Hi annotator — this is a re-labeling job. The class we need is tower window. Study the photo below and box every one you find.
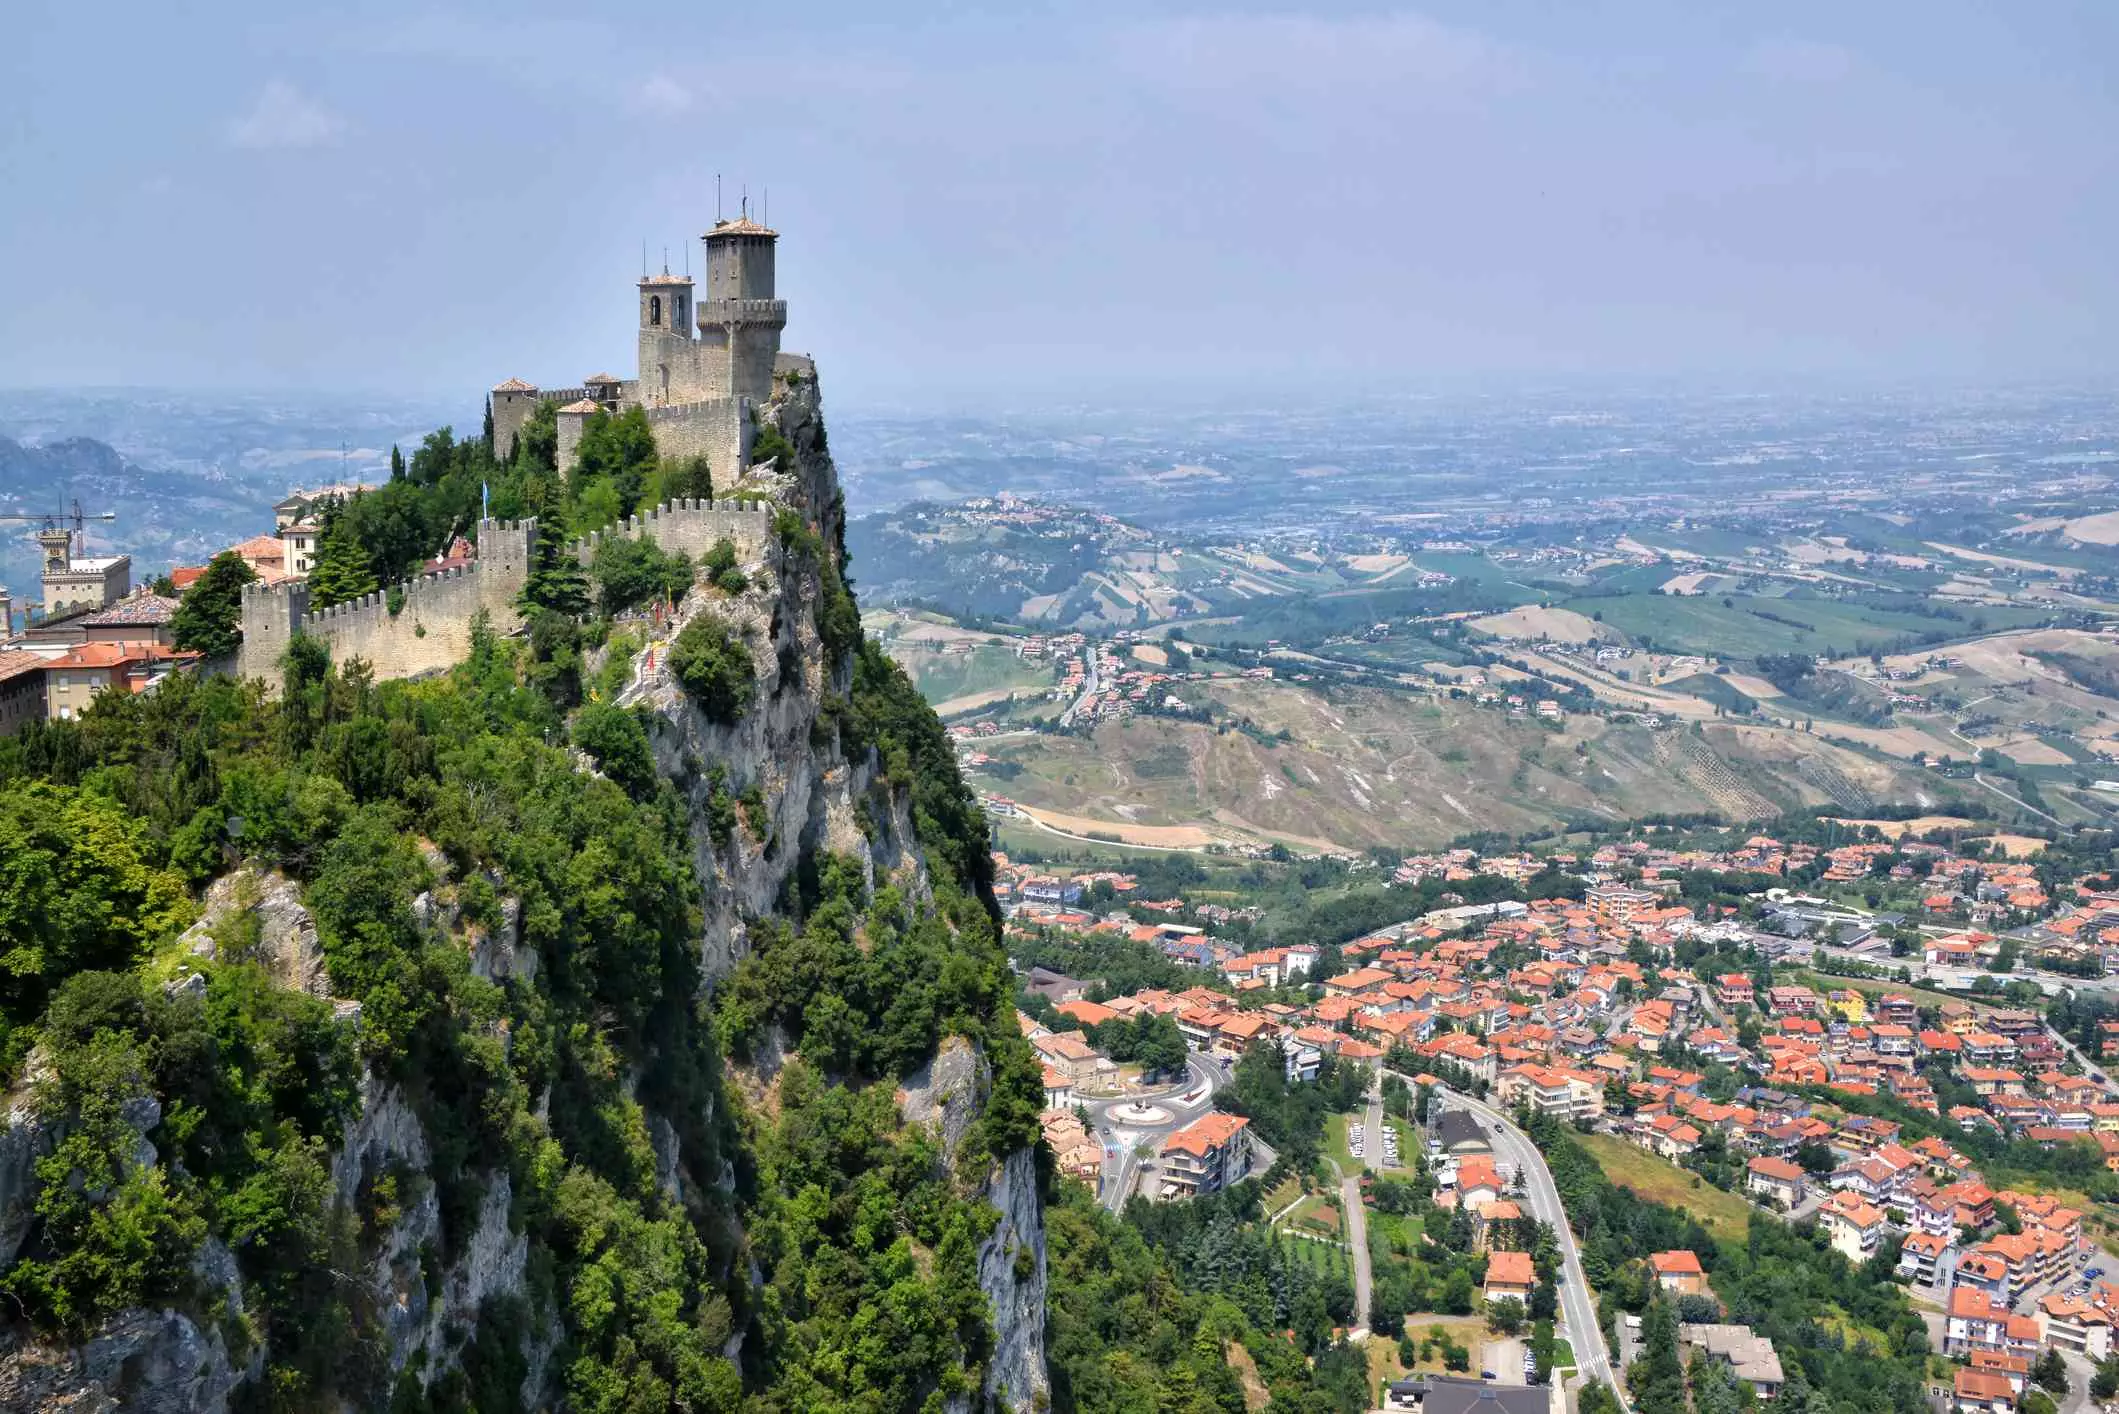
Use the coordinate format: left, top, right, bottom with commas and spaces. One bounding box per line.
650, 295, 662, 326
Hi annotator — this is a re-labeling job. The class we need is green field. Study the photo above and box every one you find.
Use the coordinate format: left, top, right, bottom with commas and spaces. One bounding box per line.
1562, 590, 2048, 659
1574, 1133, 1753, 1240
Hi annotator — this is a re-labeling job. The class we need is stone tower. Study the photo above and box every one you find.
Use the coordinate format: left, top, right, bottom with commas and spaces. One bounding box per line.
637, 271, 696, 408
698, 217, 786, 403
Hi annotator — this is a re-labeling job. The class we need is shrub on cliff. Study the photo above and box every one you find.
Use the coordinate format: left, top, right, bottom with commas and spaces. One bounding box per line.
669, 613, 755, 723
591, 534, 692, 616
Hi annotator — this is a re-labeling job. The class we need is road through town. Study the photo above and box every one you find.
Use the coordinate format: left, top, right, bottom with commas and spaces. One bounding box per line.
1425, 1082, 1632, 1412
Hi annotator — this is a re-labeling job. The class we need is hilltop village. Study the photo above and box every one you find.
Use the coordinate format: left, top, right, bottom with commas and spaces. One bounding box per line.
1004, 823, 2119, 1411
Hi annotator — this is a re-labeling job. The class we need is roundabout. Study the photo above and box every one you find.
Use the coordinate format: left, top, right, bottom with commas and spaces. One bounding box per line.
1107, 1101, 1173, 1126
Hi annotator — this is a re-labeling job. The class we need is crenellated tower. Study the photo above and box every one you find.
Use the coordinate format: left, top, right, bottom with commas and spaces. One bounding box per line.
697, 216, 786, 403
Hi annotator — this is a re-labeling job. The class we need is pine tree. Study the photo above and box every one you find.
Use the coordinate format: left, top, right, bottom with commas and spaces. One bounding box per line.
305, 518, 378, 609
169, 550, 257, 659
517, 510, 589, 619
389, 444, 406, 481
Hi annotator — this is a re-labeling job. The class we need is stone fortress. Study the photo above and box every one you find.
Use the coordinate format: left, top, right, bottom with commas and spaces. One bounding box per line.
234, 212, 813, 684
489, 211, 803, 495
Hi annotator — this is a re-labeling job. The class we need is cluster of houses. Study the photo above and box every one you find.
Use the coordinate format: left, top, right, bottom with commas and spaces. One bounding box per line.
1006, 831, 2119, 1407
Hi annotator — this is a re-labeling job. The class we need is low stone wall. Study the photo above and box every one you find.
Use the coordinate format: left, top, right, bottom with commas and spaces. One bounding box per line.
235, 504, 771, 686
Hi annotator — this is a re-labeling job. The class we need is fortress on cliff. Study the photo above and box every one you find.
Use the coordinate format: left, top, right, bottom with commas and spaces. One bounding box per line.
489, 212, 803, 494
232, 213, 817, 685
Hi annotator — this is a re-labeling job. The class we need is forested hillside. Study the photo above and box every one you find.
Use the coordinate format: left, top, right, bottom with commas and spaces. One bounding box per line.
0, 375, 1069, 1412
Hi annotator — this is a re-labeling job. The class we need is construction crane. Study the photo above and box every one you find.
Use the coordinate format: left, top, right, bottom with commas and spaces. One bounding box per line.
0, 499, 116, 560
0, 499, 116, 533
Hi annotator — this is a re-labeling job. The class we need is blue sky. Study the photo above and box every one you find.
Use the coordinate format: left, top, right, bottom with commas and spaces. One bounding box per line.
3, 1, 2115, 405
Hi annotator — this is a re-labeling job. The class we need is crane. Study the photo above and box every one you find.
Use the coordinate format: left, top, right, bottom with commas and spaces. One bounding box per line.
0, 499, 116, 532
0, 499, 116, 561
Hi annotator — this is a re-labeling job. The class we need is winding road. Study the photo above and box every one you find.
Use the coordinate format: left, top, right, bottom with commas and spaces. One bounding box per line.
1415, 1079, 1633, 1412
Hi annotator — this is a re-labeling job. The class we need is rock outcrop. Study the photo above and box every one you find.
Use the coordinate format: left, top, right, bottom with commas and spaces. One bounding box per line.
0, 367, 1048, 1411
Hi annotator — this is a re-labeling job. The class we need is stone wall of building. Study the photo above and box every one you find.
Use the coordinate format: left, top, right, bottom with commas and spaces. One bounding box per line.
644, 398, 752, 492
235, 505, 769, 686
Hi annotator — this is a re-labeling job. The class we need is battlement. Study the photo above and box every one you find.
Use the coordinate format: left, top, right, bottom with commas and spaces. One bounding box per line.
236, 503, 771, 689
698, 298, 788, 327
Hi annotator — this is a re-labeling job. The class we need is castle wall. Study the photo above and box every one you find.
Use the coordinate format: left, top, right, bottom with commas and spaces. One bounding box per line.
644, 399, 752, 492
573, 500, 772, 569
235, 506, 768, 688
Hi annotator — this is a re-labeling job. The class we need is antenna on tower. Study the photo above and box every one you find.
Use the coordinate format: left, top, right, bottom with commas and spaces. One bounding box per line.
662, 245, 669, 274
741, 184, 748, 221
642, 240, 648, 277
716, 174, 723, 221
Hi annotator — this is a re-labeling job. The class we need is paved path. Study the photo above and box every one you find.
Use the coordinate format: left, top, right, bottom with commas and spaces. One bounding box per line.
1424, 1082, 1632, 1412
1364, 1065, 1391, 1170
1342, 1170, 1372, 1338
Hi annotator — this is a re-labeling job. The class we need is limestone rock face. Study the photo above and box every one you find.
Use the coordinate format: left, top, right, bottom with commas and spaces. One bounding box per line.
176, 868, 329, 997
975, 1147, 1051, 1413
0, 1053, 55, 1269
0, 1309, 247, 1414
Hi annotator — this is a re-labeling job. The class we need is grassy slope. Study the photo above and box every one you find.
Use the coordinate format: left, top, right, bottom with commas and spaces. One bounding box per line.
965, 678, 1948, 851
1574, 1132, 1754, 1241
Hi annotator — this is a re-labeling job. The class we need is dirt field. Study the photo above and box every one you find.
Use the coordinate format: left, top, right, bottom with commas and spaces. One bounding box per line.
1924, 542, 2081, 579
1346, 553, 1409, 574
1826, 815, 1980, 838
932, 686, 1033, 717
1012, 805, 1224, 849
1470, 605, 1606, 643
1974, 833, 2050, 858
1999, 738, 2076, 767
2065, 510, 2119, 546
1130, 643, 1168, 667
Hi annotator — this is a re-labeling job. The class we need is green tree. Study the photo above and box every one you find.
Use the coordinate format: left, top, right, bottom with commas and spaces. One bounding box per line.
305, 513, 379, 609
572, 703, 658, 800
0, 783, 193, 1032
591, 534, 692, 616
518, 507, 590, 619
169, 550, 258, 659
668, 614, 756, 724
571, 406, 659, 523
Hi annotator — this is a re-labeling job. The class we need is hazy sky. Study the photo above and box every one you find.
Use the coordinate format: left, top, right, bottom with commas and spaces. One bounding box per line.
4, 1, 2115, 405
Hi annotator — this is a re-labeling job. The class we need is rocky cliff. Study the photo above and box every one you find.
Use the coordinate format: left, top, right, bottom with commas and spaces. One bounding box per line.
0, 368, 1047, 1411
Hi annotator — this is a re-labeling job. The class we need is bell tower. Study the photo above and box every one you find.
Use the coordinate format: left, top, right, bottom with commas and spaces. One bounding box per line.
638, 270, 695, 407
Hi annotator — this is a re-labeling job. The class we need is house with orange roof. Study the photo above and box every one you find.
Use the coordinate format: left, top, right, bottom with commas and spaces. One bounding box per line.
1157, 1114, 1252, 1199
1055, 998, 1123, 1030
1953, 1366, 2017, 1414
1649, 1249, 1708, 1297
1324, 967, 1395, 998
1897, 1229, 1949, 1285
2039, 1291, 2113, 1361
1746, 1156, 1807, 1210
1483, 1249, 1537, 1305
1820, 1191, 1888, 1263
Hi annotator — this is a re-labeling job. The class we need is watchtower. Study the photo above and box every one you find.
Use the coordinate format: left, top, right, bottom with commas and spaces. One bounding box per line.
698, 216, 786, 403
490, 378, 540, 460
